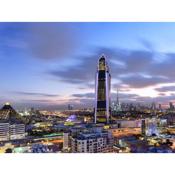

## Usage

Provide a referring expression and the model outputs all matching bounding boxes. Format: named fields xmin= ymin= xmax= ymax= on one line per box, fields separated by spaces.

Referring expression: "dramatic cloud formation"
xmin=46 ymin=44 xmax=175 ymax=106
xmin=48 ymin=47 xmax=172 ymax=88
xmin=49 ymin=53 xmax=99 ymax=84
xmin=43 ymin=46 xmax=173 ymax=105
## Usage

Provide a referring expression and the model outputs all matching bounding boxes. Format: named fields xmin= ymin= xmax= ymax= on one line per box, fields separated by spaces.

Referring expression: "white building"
xmin=63 ymin=132 xmax=69 ymax=150
xmin=145 ymin=118 xmax=159 ymax=136
xmin=71 ymin=131 xmax=114 ymax=153
xmin=0 ymin=123 xmax=10 ymax=141
xmin=0 ymin=123 xmax=25 ymax=141
xmin=117 ymin=120 xmax=141 ymax=128
xmin=10 ymin=124 xmax=26 ymax=140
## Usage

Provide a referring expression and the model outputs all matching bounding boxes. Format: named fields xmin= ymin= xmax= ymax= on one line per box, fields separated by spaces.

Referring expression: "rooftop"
xmin=0 ymin=103 xmax=25 ymax=124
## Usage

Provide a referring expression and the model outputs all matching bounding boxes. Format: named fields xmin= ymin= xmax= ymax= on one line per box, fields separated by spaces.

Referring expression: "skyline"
xmin=1 ymin=23 xmax=175 ymax=109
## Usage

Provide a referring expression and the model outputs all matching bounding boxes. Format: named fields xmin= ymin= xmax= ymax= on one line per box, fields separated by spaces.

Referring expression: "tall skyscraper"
xmin=169 ymin=102 xmax=174 ymax=111
xmin=115 ymin=88 xmax=122 ymax=112
xmin=112 ymin=88 xmax=122 ymax=113
xmin=68 ymin=104 xmax=73 ymax=110
xmin=158 ymin=104 xmax=162 ymax=111
xmin=95 ymin=55 xmax=111 ymax=124
xmin=151 ymin=102 xmax=156 ymax=111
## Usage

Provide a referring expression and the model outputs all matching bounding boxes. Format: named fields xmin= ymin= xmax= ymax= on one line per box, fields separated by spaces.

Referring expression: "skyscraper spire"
xmin=116 ymin=88 xmax=119 ymax=105
xmin=114 ymin=87 xmax=122 ymax=112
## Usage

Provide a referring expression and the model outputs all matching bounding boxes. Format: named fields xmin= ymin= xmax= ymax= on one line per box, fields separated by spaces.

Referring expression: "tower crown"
xmin=99 ymin=55 xmax=106 ymax=61
xmin=98 ymin=55 xmax=109 ymax=71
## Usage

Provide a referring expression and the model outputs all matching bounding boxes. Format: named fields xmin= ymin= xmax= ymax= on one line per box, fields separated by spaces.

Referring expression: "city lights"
xmin=1 ymin=23 xmax=175 ymax=153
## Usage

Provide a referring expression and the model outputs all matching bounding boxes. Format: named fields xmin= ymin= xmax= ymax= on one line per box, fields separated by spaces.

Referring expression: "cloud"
xmin=149 ymin=54 xmax=175 ymax=79
xmin=48 ymin=53 xmax=100 ymax=84
xmin=140 ymin=38 xmax=154 ymax=51
xmin=0 ymin=23 xmax=79 ymax=60
xmin=112 ymin=83 xmax=131 ymax=92
xmin=26 ymin=23 xmax=79 ymax=60
xmin=2 ymin=24 xmax=175 ymax=88
xmin=155 ymin=86 xmax=175 ymax=92
xmin=158 ymin=93 xmax=166 ymax=96
xmin=72 ymin=93 xmax=94 ymax=98
xmin=47 ymin=47 xmax=128 ymax=86
xmin=120 ymin=74 xmax=169 ymax=88
xmin=13 ymin=91 xmax=59 ymax=97
xmin=119 ymin=50 xmax=153 ymax=73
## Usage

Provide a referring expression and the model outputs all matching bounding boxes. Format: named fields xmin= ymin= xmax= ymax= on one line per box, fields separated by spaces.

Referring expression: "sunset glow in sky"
xmin=1 ymin=22 xmax=175 ymax=109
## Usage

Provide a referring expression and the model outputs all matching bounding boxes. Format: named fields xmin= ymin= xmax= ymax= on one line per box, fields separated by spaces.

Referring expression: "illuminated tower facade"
xmin=95 ymin=55 xmax=111 ymax=124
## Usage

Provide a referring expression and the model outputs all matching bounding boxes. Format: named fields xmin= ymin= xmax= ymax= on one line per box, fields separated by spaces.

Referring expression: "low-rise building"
xmin=0 ymin=103 xmax=26 ymax=141
xmin=71 ymin=130 xmax=114 ymax=153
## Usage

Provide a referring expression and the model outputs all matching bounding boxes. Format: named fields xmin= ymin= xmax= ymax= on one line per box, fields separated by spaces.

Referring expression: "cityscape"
xmin=1 ymin=23 xmax=175 ymax=153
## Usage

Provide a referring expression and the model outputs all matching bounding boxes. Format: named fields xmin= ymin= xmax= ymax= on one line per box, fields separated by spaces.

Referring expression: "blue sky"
xmin=1 ymin=22 xmax=175 ymax=109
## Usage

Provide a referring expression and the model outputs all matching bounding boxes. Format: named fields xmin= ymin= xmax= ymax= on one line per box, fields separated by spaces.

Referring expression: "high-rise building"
xmin=169 ymin=102 xmax=174 ymax=111
xmin=95 ymin=55 xmax=111 ymax=124
xmin=114 ymin=88 xmax=122 ymax=112
xmin=151 ymin=102 xmax=156 ymax=111
xmin=68 ymin=104 xmax=73 ymax=110
xmin=158 ymin=104 xmax=162 ymax=111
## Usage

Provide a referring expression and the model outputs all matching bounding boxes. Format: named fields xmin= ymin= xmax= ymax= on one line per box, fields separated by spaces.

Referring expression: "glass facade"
xmin=95 ymin=56 xmax=111 ymax=124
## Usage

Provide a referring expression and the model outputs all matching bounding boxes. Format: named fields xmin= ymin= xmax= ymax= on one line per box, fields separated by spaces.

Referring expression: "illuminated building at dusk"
xmin=95 ymin=55 xmax=111 ymax=124
xmin=0 ymin=103 xmax=26 ymax=141
xmin=112 ymin=88 xmax=122 ymax=113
